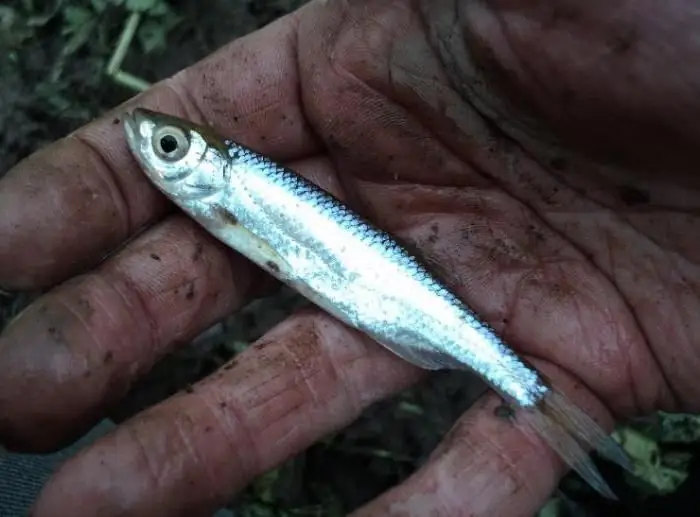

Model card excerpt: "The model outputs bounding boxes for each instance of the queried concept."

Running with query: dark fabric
[0,419,234,517]
[0,419,117,516]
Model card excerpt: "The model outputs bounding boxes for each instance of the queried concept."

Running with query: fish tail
[519,388,634,500]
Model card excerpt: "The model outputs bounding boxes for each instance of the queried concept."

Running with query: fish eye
[152,125,189,161]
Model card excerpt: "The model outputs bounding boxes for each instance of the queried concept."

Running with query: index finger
[0,7,321,291]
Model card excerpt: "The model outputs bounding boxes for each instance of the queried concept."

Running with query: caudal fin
[520,388,634,500]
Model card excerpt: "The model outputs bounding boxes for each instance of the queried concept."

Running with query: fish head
[123,108,231,201]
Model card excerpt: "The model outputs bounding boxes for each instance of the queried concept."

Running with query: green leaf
[62,6,93,33]
[137,19,167,53]
[148,1,170,16]
[126,0,160,12]
[61,16,96,56]
[614,426,692,495]
[537,497,561,517]
[90,0,107,12]
[659,412,700,443]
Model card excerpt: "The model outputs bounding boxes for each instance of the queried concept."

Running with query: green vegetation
[0,0,178,172]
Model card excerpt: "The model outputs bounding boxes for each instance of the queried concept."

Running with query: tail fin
[520,388,634,500]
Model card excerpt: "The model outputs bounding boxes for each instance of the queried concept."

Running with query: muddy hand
[2,1,699,516]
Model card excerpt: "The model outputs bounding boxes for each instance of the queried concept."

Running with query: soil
[1,1,699,516]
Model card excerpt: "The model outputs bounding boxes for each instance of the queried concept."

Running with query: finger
[29,311,425,517]
[0,156,336,453]
[350,362,616,517]
[0,215,253,453]
[0,6,321,291]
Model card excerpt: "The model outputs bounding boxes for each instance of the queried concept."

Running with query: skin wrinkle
[571,268,629,377]
[512,264,629,416]
[79,279,119,361]
[309,12,473,192]
[600,223,684,410]
[483,430,535,502]
[432,3,700,363]
[407,26,677,414]
[175,396,224,497]
[643,213,700,264]
[339,350,380,408]
[48,287,96,364]
[234,85,286,123]
[102,267,162,358]
[251,370,318,436]
[464,8,537,134]
[491,9,585,141]
[235,349,312,427]
[621,327,643,420]
[417,2,663,283]
[427,3,518,135]
[172,414,210,488]
[196,390,251,481]
[278,328,323,408]
[46,286,108,383]
[233,357,290,406]
[314,319,363,416]
[354,35,496,190]
[125,423,165,497]
[648,255,697,383]
[114,218,241,338]
[568,280,605,371]
[162,81,212,132]
[500,266,528,342]
[207,388,262,490]
[289,39,322,163]
[343,353,382,406]
[666,251,700,306]
[264,423,303,463]
[366,6,644,342]
[70,133,133,242]
[549,177,700,276]
[253,385,307,435]
[257,399,309,461]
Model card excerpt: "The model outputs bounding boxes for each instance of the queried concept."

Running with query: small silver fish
[123,108,633,498]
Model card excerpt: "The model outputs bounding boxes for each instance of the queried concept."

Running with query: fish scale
[123,107,635,501]
[225,135,540,392]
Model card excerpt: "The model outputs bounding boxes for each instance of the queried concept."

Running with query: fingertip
[29,430,156,517]
[0,294,107,453]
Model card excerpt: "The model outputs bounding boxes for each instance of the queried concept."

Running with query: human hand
[1,1,697,515]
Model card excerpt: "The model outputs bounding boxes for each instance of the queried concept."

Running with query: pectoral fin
[207,204,295,281]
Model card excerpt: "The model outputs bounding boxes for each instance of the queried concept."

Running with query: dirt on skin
[0,1,486,514]
[2,1,700,516]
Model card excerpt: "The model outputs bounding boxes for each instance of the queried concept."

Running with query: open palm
[1,1,697,516]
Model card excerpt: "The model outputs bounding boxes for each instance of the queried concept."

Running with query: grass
[2,1,700,515]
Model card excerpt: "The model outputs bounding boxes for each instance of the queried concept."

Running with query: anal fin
[372,337,467,371]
